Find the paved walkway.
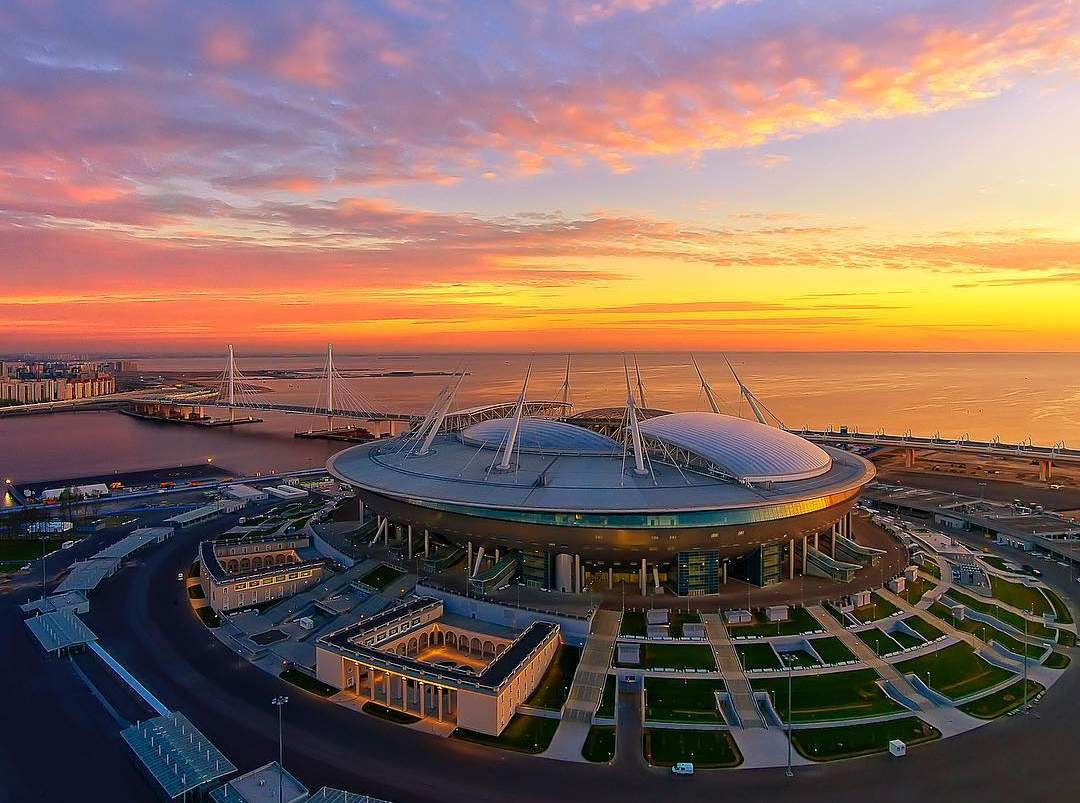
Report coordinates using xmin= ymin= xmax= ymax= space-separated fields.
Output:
xmin=702 ymin=613 xmax=764 ymax=728
xmin=807 ymin=604 xmax=936 ymax=712
xmin=542 ymin=610 xmax=622 ymax=761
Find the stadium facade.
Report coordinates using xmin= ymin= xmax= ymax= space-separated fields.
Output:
xmin=328 ymin=364 xmax=877 ymax=596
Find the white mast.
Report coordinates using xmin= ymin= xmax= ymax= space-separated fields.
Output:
xmin=724 ymin=355 xmax=768 ymax=425
xmin=634 ymin=354 xmax=648 ymax=409
xmin=497 ymin=364 xmax=531 ymax=472
xmin=623 ymin=357 xmax=648 ymax=476
xmin=326 ymin=343 xmax=335 ymax=431
xmin=691 ymin=354 xmax=722 ymax=415
xmin=226 ymin=344 xmax=235 ymax=422
xmin=417 ymin=370 xmax=466 ymax=456
xmin=559 ymin=354 xmax=572 ymax=410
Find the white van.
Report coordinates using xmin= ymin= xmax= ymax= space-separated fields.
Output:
xmin=672 ymin=762 xmax=695 ymax=776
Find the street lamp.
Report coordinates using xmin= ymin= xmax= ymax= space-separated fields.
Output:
xmin=272 ymin=695 xmax=289 ymax=803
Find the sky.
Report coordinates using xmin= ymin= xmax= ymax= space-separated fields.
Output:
xmin=1 ymin=0 xmax=1078 ymax=354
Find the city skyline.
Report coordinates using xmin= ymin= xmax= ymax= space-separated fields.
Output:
xmin=3 ymin=0 xmax=1079 ymax=352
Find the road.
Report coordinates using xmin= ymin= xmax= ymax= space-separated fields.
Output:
xmin=4 ymin=521 xmax=1080 ymax=801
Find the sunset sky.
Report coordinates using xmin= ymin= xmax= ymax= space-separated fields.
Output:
xmin=2 ymin=0 xmax=1078 ymax=353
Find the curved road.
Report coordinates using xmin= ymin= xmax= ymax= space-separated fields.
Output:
xmin=52 ymin=529 xmax=1080 ymax=801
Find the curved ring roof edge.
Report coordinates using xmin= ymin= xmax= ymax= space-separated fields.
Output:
xmin=327 ymin=441 xmax=876 ymax=517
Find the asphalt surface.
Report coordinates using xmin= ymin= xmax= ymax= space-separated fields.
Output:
xmin=4 ymin=516 xmax=1080 ymax=801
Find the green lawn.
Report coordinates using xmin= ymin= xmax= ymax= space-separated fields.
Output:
xmin=620 ymin=611 xmax=646 ymax=637
xmin=597 ymin=674 xmax=617 ymax=718
xmin=896 ymin=642 xmax=1015 ymax=701
xmin=188 ymin=559 xmax=201 ymax=578
xmin=902 ymin=577 xmax=935 ymax=605
xmin=615 ymin=643 xmax=717 ymax=671
xmin=958 ymin=679 xmax=1044 ymax=719
xmin=922 ymin=561 xmax=941 ymax=579
xmin=358 ymin=563 xmax=405 ymax=590
xmin=525 ymin=645 xmax=581 ymax=710
xmin=1058 ymin=629 xmax=1077 ymax=647
xmin=735 ymin=643 xmax=781 ymax=671
xmin=792 ymin=717 xmax=940 ymax=761
xmin=944 ymin=589 xmax=1057 ymax=640
xmin=643 ymin=728 xmax=742 ymax=768
xmin=989 ymin=576 xmax=1052 ymax=617
xmin=195 ymin=606 xmax=221 ymax=628
xmin=727 ymin=606 xmax=823 ymax=637
xmin=855 ymin=628 xmax=903 ymax=656
xmin=1043 ymin=651 xmax=1071 ymax=669
xmin=778 ymin=648 xmax=821 ymax=668
xmin=851 ymin=593 xmax=901 ymax=624
xmin=1043 ymin=587 xmax=1074 ymax=625
xmin=0 ymin=538 xmax=65 ymax=561
xmin=582 ymin=726 xmax=616 ymax=762
xmin=453 ymin=715 xmax=559 ymax=754
xmin=904 ymin=615 xmax=944 ymax=642
xmin=807 ymin=636 xmax=856 ymax=665
xmin=890 ymin=629 xmax=925 ymax=650
xmin=280 ymin=668 xmax=337 ymax=697
xmin=363 ymin=701 xmax=420 ymax=724
xmin=752 ymin=669 xmax=903 ymax=723
xmin=187 ymin=585 xmax=206 ymax=600
xmin=670 ymin=611 xmax=702 ymax=639
xmin=942 ymin=612 xmax=1047 ymax=660
xmin=645 ymin=678 xmax=726 ymax=723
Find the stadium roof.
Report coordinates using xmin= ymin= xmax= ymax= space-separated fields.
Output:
xmin=639 ymin=412 xmax=832 ymax=483
xmin=462 ymin=417 xmax=620 ymax=455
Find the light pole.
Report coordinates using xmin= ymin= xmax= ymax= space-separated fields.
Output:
xmin=1022 ymin=606 xmax=1030 ymax=712
xmin=785 ymin=654 xmax=794 ymax=777
xmin=272 ymin=695 xmax=289 ymax=803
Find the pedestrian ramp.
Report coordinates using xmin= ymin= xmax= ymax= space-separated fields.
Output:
xmin=702 ymin=613 xmax=764 ymax=728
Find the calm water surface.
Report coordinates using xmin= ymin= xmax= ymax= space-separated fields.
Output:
xmin=2 ymin=352 xmax=1077 ymax=483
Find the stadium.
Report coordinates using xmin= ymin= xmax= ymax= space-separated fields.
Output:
xmin=328 ymin=363 xmax=877 ymax=596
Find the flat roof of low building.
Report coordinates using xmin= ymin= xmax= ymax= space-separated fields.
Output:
xmin=122 ymin=712 xmax=237 ymax=800
xmin=209 ymin=761 xmax=306 ymax=803
xmin=20 ymin=591 xmax=88 ymax=615
xmin=54 ymin=556 xmax=120 ymax=593
xmin=24 ymin=609 xmax=97 ymax=652
xmin=225 ymin=483 xmax=267 ymax=499
xmin=166 ymin=502 xmax=226 ymax=525
xmin=306 ymin=788 xmax=390 ymax=803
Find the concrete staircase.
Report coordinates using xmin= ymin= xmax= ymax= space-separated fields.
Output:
xmin=702 ymin=613 xmax=764 ymax=728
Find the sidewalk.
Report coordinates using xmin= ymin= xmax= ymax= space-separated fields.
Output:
xmin=542 ymin=609 xmax=621 ymax=762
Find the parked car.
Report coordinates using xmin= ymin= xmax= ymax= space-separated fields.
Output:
xmin=672 ymin=763 xmax=695 ymax=776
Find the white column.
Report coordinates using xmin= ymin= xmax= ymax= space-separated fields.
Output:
xmin=801 ymin=535 xmax=808 ymax=575
xmin=437 ymin=687 xmax=444 ymax=721
xmin=789 ymin=539 xmax=795 ymax=580
xmin=407 ymin=525 xmax=413 ymax=560
xmin=639 ymin=558 xmax=647 ymax=596
xmin=424 ymin=529 xmax=430 ymax=557
xmin=574 ymin=554 xmax=581 ymax=593
xmin=467 ymin=541 xmax=473 ymax=573
xmin=608 ymin=566 xmax=613 ymax=590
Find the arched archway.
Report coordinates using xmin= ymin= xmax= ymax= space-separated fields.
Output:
xmin=252 ymin=556 xmax=263 ymax=570
xmin=240 ymin=558 xmax=250 ymax=571
xmin=419 ymin=632 xmax=429 ymax=650
xmin=470 ymin=637 xmax=481 ymax=655
xmin=227 ymin=560 xmax=239 ymax=572
xmin=408 ymin=637 xmax=419 ymax=656
xmin=275 ymin=554 xmax=287 ymax=565
xmin=482 ymin=640 xmax=495 ymax=658
xmin=446 ymin=632 xmax=457 ymax=648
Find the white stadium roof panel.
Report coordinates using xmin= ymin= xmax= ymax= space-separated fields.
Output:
xmin=461 ymin=417 xmax=620 ymax=455
xmin=639 ymin=411 xmax=832 ymax=483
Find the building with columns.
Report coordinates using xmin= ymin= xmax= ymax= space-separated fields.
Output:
xmin=199 ymin=534 xmax=327 ymax=613
xmin=315 ymin=597 xmax=560 ymax=736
